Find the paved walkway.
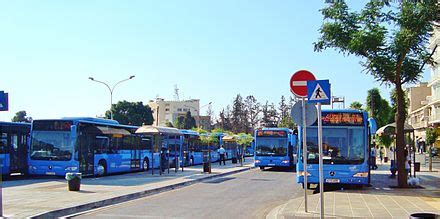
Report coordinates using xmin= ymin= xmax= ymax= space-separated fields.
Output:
xmin=2 ymin=159 xmax=253 ymax=218
xmin=270 ymin=158 xmax=440 ymax=218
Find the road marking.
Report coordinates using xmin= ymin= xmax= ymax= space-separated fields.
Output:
xmin=291 ymin=81 xmax=307 ymax=86
xmin=97 ymin=213 xmax=184 ymax=218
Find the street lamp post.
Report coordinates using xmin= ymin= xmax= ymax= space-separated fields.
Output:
xmin=89 ymin=75 xmax=135 ymax=120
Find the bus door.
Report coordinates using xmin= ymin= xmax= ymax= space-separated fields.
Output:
xmin=9 ymin=131 xmax=28 ymax=174
xmin=131 ymin=136 xmax=141 ymax=169
xmin=78 ymin=130 xmax=95 ymax=176
xmin=288 ymin=142 xmax=294 ymax=167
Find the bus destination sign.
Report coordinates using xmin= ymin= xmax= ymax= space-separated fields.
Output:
xmin=256 ymin=130 xmax=288 ymax=137
xmin=318 ymin=112 xmax=364 ymax=126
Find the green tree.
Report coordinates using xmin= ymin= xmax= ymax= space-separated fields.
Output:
xmin=231 ymin=94 xmax=248 ymax=133
xmin=314 ymin=1 xmax=438 ymax=187
xmin=105 ymin=101 xmax=154 ymax=126
xmin=390 ymin=88 xmax=409 ymax=120
xmin=278 ymin=117 xmax=296 ymax=130
xmin=376 ymin=134 xmax=393 ymax=149
xmin=366 ymin=88 xmax=393 ymax=128
xmin=175 ymin=111 xmax=196 ymax=129
xmin=244 ymin=95 xmax=261 ymax=133
xmin=349 ymin=101 xmax=363 ymax=110
xmin=165 ymin=121 xmax=174 ymax=127
xmin=12 ymin=110 xmax=32 ymax=123
xmin=425 ymin=127 xmax=437 ymax=171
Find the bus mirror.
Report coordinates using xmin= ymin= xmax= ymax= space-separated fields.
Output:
xmin=70 ymin=125 xmax=77 ymax=138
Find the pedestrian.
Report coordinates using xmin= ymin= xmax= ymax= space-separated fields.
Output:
xmin=404 ymin=149 xmax=411 ymax=176
xmin=160 ymin=147 xmax=167 ymax=173
xmin=370 ymin=146 xmax=378 ymax=170
xmin=218 ymin=145 xmax=226 ymax=166
xmin=379 ymin=147 xmax=384 ymax=164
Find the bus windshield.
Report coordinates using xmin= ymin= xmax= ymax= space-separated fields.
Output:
xmin=255 ymin=138 xmax=287 ymax=156
xmin=305 ymin=127 xmax=365 ymax=164
xmin=30 ymin=131 xmax=72 ymax=161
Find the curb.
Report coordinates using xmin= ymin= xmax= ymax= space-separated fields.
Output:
xmin=30 ymin=166 xmax=254 ymax=218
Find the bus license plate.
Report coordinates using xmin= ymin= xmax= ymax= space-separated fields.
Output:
xmin=45 ymin=172 xmax=56 ymax=175
xmin=325 ymin=179 xmax=340 ymax=183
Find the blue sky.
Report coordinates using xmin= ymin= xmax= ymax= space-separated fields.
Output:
xmin=0 ymin=1 xmax=431 ymax=121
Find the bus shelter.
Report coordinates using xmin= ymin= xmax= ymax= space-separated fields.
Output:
xmin=135 ymin=126 xmax=183 ymax=175
xmin=376 ymin=122 xmax=416 ymax=177
xmin=222 ymin=135 xmax=239 ymax=163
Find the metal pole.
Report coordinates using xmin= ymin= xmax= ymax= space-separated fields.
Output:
xmin=110 ymin=91 xmax=113 ymax=120
xmin=317 ymin=103 xmax=324 ymax=219
xmin=302 ymin=97 xmax=308 ymax=213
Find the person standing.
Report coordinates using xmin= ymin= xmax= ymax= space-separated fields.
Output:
xmin=370 ymin=146 xmax=378 ymax=170
xmin=218 ymin=145 xmax=226 ymax=166
xmin=379 ymin=147 xmax=384 ymax=164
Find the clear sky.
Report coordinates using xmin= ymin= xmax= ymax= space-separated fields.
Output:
xmin=0 ymin=0 xmax=431 ymax=121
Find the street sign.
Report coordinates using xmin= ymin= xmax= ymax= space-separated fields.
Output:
xmin=290 ymin=70 xmax=316 ymax=97
xmin=0 ymin=91 xmax=8 ymax=111
xmin=291 ymin=101 xmax=317 ymax=126
xmin=307 ymin=80 xmax=331 ymax=104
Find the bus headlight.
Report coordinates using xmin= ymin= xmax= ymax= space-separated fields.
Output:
xmin=65 ymin=166 xmax=78 ymax=171
xmin=282 ymin=160 xmax=289 ymax=164
xmin=353 ymin=172 xmax=368 ymax=177
xmin=29 ymin=166 xmax=37 ymax=170
xmin=255 ymin=160 xmax=261 ymax=163
xmin=298 ymin=171 xmax=311 ymax=176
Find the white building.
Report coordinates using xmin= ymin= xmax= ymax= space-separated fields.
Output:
xmin=147 ymin=98 xmax=200 ymax=127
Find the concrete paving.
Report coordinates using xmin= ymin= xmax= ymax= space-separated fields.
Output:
xmin=2 ymin=159 xmax=254 ymax=218
xmin=270 ymin=157 xmax=440 ymax=218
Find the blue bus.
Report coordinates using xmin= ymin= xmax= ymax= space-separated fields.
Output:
xmin=0 ymin=122 xmax=31 ymax=176
xmin=180 ymin=130 xmax=219 ymax=166
xmin=254 ymin=128 xmax=297 ymax=170
xmin=28 ymin=118 xmax=158 ymax=177
xmin=296 ymin=110 xmax=376 ymax=188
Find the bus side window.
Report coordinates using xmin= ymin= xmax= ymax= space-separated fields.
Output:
xmin=0 ymin=132 xmax=7 ymax=154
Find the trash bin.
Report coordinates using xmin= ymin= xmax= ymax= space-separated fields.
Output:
xmin=384 ymin=157 xmax=389 ymax=163
xmin=414 ymin=162 xmax=421 ymax=172
xmin=202 ymin=150 xmax=211 ymax=173
xmin=409 ymin=212 xmax=437 ymax=219
xmin=65 ymin=173 xmax=81 ymax=191
xmin=232 ymin=157 xmax=237 ymax=164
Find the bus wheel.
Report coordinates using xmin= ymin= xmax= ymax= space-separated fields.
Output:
xmin=259 ymin=167 xmax=265 ymax=170
xmin=143 ymin=158 xmax=149 ymax=171
xmin=97 ymin=160 xmax=107 ymax=176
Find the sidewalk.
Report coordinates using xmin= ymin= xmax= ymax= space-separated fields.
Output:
xmin=3 ymin=159 xmax=254 ymax=218
xmin=270 ymin=160 xmax=440 ymax=218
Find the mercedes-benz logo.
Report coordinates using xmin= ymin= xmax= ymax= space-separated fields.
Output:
xmin=329 ymin=171 xmax=335 ymax=176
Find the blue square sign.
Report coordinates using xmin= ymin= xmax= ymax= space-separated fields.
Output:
xmin=0 ymin=91 xmax=9 ymax=111
xmin=307 ymin=80 xmax=331 ymax=104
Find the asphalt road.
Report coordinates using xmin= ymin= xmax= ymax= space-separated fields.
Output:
xmin=75 ymin=167 xmax=301 ymax=219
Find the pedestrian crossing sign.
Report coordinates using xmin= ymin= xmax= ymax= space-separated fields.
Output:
xmin=307 ymin=80 xmax=331 ymax=104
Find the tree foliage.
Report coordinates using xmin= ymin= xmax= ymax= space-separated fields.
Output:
xmin=174 ymin=111 xmax=196 ymax=130
xmin=426 ymin=127 xmax=438 ymax=147
xmin=314 ymin=0 xmax=439 ymax=187
xmin=105 ymin=101 xmax=154 ymax=126
xmin=366 ymin=88 xmax=393 ymax=128
xmin=12 ymin=111 xmax=32 ymax=123
xmin=349 ymin=101 xmax=363 ymax=110
xmin=376 ymin=134 xmax=394 ymax=149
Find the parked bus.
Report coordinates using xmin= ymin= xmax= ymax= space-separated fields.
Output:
xmin=254 ymin=128 xmax=297 ymax=170
xmin=296 ymin=110 xmax=376 ymax=188
xmin=181 ymin=130 xmax=219 ymax=166
xmin=0 ymin=122 xmax=31 ymax=176
xmin=28 ymin=118 xmax=158 ymax=177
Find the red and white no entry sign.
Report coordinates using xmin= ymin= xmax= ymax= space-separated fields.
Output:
xmin=290 ymin=70 xmax=316 ymax=98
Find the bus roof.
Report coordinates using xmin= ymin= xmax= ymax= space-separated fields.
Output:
xmin=180 ymin=129 xmax=200 ymax=136
xmin=0 ymin=121 xmax=31 ymax=127
xmin=61 ymin=117 xmax=120 ymax=125
xmin=135 ymin=126 xmax=182 ymax=135
xmin=260 ymin=127 xmax=293 ymax=133
xmin=321 ymin=109 xmax=366 ymax=114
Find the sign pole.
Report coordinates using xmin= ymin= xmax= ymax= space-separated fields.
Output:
xmin=302 ymin=97 xmax=308 ymax=213
xmin=317 ymin=102 xmax=324 ymax=218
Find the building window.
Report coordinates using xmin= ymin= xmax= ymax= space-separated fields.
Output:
xmin=165 ymin=108 xmax=170 ymax=112
xmin=177 ymin=108 xmax=182 ymax=112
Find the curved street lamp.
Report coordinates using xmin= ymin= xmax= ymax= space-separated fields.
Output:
xmin=88 ymin=75 xmax=135 ymax=120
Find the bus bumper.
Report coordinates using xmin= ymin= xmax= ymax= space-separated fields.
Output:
xmin=29 ymin=161 xmax=79 ymax=176
xmin=254 ymin=157 xmax=292 ymax=167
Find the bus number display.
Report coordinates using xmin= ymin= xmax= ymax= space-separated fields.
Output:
xmin=256 ymin=130 xmax=287 ymax=137
xmin=33 ymin=120 xmax=73 ymax=131
xmin=321 ymin=113 xmax=364 ymax=126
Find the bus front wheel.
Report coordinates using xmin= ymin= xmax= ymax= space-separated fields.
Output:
xmin=97 ymin=160 xmax=107 ymax=176
xmin=143 ymin=158 xmax=149 ymax=171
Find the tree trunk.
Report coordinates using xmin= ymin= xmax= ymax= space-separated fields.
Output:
xmin=395 ymin=83 xmax=408 ymax=187
xmin=429 ymin=145 xmax=433 ymax=172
